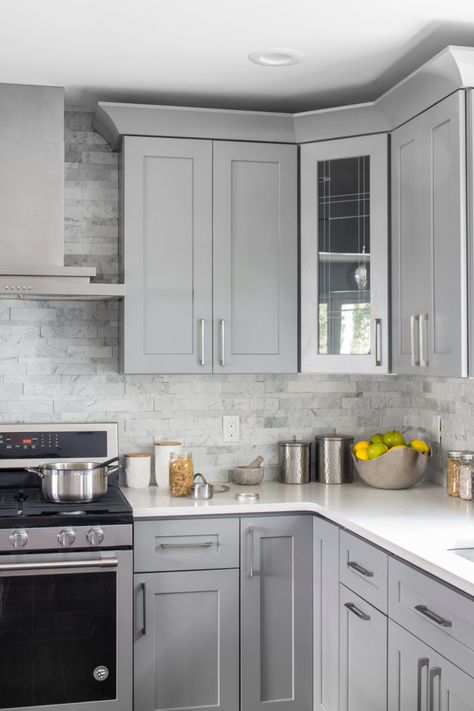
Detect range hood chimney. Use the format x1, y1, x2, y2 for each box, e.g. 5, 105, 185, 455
0, 83, 124, 299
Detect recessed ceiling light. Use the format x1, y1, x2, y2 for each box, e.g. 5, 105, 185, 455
248, 49, 304, 67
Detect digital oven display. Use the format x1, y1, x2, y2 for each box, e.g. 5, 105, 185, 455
0, 430, 108, 459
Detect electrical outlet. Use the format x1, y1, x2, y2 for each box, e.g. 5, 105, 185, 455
223, 415, 240, 443
432, 415, 442, 445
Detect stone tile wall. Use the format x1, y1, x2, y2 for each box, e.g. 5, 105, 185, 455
0, 107, 467, 486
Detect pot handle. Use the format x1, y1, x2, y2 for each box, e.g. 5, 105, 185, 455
24, 466, 44, 478
105, 465, 120, 477
93, 456, 119, 469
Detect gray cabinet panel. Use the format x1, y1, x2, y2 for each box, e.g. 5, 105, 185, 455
388, 621, 474, 711
241, 515, 313, 711
314, 517, 340, 711
134, 569, 239, 711
122, 136, 213, 373
339, 585, 387, 711
213, 142, 298, 373
134, 517, 240, 572
391, 91, 467, 376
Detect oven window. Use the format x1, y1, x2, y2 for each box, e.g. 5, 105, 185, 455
0, 571, 116, 708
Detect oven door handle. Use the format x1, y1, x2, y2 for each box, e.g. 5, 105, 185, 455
0, 557, 118, 572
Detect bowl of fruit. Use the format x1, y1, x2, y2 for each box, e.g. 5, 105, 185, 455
352, 430, 431, 489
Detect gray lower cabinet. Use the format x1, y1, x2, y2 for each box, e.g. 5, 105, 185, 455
388, 620, 474, 711
314, 517, 340, 711
134, 568, 239, 711
241, 515, 313, 711
339, 584, 387, 711
391, 90, 467, 377
122, 136, 297, 374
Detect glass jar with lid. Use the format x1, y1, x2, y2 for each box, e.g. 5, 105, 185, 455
169, 451, 194, 497
459, 453, 474, 501
446, 451, 464, 496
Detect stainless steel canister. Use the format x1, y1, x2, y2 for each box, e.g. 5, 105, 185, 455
278, 440, 311, 484
315, 435, 354, 484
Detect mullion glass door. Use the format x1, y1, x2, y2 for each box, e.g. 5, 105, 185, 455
318, 155, 371, 356
0, 570, 116, 709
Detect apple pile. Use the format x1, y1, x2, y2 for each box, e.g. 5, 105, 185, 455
353, 430, 431, 461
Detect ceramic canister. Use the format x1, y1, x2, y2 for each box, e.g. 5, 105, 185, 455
124, 453, 151, 488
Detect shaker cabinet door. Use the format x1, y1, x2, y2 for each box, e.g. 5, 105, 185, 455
213, 141, 298, 373
301, 134, 389, 373
391, 90, 467, 377
241, 515, 313, 711
122, 136, 213, 373
134, 569, 239, 711
339, 585, 387, 711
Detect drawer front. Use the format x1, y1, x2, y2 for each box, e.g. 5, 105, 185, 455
134, 517, 240, 572
389, 557, 474, 676
339, 530, 388, 612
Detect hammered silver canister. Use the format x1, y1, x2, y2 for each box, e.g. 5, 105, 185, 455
278, 440, 311, 484
315, 435, 354, 484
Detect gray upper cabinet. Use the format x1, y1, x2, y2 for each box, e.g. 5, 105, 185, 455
300, 134, 389, 373
213, 142, 297, 373
241, 515, 313, 711
122, 137, 297, 373
391, 90, 468, 377
122, 136, 213, 373
134, 568, 239, 711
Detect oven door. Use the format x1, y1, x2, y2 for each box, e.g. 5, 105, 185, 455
0, 548, 132, 711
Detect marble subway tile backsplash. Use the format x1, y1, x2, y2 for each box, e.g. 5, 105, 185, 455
0, 106, 469, 486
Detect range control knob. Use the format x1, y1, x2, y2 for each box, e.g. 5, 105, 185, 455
10, 529, 28, 549
87, 527, 104, 546
58, 528, 76, 547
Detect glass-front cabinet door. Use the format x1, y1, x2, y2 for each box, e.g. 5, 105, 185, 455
300, 134, 388, 373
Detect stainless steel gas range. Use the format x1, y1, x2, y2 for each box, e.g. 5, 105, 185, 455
0, 423, 132, 711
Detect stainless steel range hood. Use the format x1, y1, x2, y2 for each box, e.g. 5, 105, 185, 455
0, 84, 124, 299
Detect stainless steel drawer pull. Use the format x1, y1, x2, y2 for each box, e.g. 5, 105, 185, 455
417, 657, 429, 711
220, 319, 225, 367
419, 314, 428, 368
347, 560, 374, 577
139, 581, 147, 637
344, 602, 371, 621
248, 525, 255, 578
199, 319, 205, 366
414, 604, 452, 627
429, 667, 441, 711
159, 542, 214, 549
0, 558, 118, 572
410, 314, 419, 367
374, 318, 382, 367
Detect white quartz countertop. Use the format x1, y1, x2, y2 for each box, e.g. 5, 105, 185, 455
122, 480, 474, 597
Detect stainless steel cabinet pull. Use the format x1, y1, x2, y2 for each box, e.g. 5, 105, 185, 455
374, 318, 382, 366
347, 560, 374, 577
0, 558, 118, 572
417, 657, 429, 711
415, 604, 452, 627
220, 319, 225, 366
139, 581, 147, 636
159, 542, 214, 549
429, 667, 441, 711
410, 314, 419, 367
419, 314, 428, 367
199, 319, 205, 366
248, 525, 255, 578
344, 602, 371, 620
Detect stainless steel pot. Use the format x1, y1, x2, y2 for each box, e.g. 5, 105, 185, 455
25, 457, 119, 503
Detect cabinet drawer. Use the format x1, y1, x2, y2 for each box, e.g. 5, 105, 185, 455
389, 557, 474, 676
339, 530, 388, 612
134, 517, 239, 572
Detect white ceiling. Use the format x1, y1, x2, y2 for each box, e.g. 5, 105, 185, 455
2, 0, 474, 112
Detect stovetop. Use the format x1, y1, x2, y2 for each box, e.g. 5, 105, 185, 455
0, 484, 132, 528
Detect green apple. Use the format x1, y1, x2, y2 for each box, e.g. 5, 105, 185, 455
370, 433, 384, 444
382, 430, 406, 448
367, 442, 389, 459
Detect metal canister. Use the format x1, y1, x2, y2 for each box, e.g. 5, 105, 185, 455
316, 435, 354, 484
278, 440, 311, 484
